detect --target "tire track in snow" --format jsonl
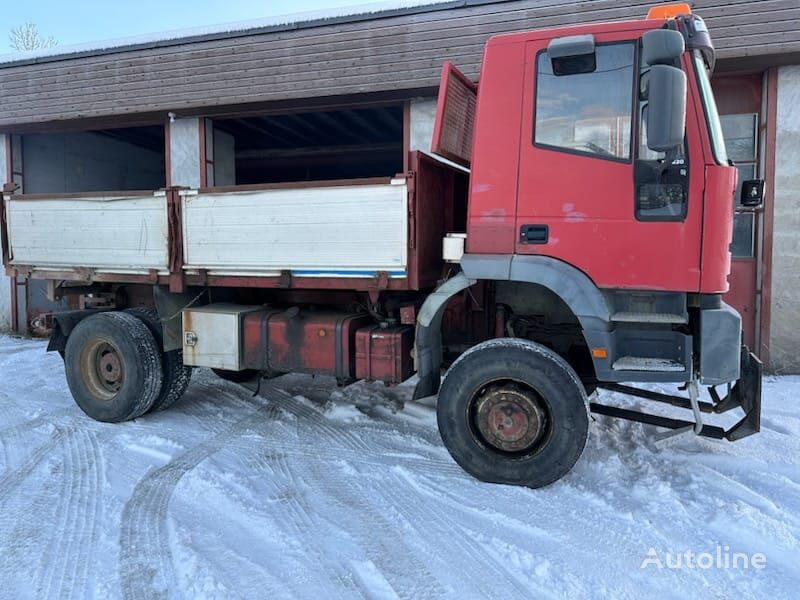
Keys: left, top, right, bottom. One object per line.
{"left": 261, "top": 383, "right": 372, "bottom": 453}
{"left": 118, "top": 402, "right": 281, "bottom": 600}
{"left": 0, "top": 423, "right": 75, "bottom": 501}
{"left": 232, "top": 385, "right": 452, "bottom": 596}
{"left": 265, "top": 450, "right": 363, "bottom": 594}
{"left": 262, "top": 384, "right": 555, "bottom": 596}
{"left": 0, "top": 408, "right": 75, "bottom": 436}
{"left": 238, "top": 436, "right": 462, "bottom": 478}
{"left": 0, "top": 409, "right": 77, "bottom": 471}
{"left": 266, "top": 387, "right": 534, "bottom": 598}
{"left": 386, "top": 469, "right": 535, "bottom": 600}
{"left": 259, "top": 383, "right": 460, "bottom": 478}
{"left": 35, "top": 429, "right": 103, "bottom": 598}
{"left": 261, "top": 384, "right": 464, "bottom": 475}
{"left": 304, "top": 458, "right": 447, "bottom": 600}
{"left": 253, "top": 387, "right": 478, "bottom": 598}
{"left": 275, "top": 389, "right": 531, "bottom": 597}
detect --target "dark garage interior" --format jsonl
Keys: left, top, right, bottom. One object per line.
{"left": 212, "top": 104, "right": 405, "bottom": 185}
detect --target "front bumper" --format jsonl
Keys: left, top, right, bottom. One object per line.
{"left": 591, "top": 347, "right": 762, "bottom": 441}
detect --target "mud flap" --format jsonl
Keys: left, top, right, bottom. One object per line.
{"left": 412, "top": 272, "right": 476, "bottom": 400}
{"left": 719, "top": 348, "right": 761, "bottom": 441}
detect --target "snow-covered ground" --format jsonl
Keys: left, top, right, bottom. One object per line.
{"left": 0, "top": 335, "right": 798, "bottom": 599}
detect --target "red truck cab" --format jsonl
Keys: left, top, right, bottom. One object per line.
{"left": 467, "top": 14, "right": 736, "bottom": 294}
{"left": 417, "top": 4, "right": 761, "bottom": 485}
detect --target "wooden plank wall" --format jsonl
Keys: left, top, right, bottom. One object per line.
{"left": 0, "top": 0, "right": 798, "bottom": 128}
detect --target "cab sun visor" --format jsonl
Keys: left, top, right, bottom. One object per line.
{"left": 547, "top": 34, "right": 596, "bottom": 76}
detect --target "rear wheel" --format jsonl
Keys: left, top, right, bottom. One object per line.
{"left": 125, "top": 308, "right": 192, "bottom": 412}
{"left": 64, "top": 312, "right": 163, "bottom": 422}
{"left": 437, "top": 338, "right": 589, "bottom": 488}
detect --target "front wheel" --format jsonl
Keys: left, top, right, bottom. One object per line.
{"left": 437, "top": 338, "right": 589, "bottom": 488}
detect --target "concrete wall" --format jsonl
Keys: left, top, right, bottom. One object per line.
{"left": 410, "top": 97, "right": 437, "bottom": 153}
{"left": 770, "top": 65, "right": 800, "bottom": 373}
{"left": 170, "top": 118, "right": 201, "bottom": 188}
{"left": 0, "top": 134, "right": 10, "bottom": 332}
{"left": 22, "top": 132, "right": 164, "bottom": 194}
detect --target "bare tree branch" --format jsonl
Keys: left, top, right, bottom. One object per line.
{"left": 9, "top": 22, "right": 57, "bottom": 52}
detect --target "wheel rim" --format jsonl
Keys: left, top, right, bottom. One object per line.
{"left": 79, "top": 338, "right": 124, "bottom": 401}
{"left": 470, "top": 381, "right": 549, "bottom": 455}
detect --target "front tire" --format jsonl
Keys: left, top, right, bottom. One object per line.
{"left": 437, "top": 338, "right": 589, "bottom": 488}
{"left": 64, "top": 312, "right": 163, "bottom": 422}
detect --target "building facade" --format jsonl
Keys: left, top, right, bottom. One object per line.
{"left": 1, "top": 0, "right": 798, "bottom": 370}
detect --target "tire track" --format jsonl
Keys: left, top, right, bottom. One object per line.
{"left": 257, "top": 384, "right": 461, "bottom": 478}
{"left": 0, "top": 408, "right": 77, "bottom": 468}
{"left": 190, "top": 385, "right": 454, "bottom": 596}
{"left": 34, "top": 429, "right": 104, "bottom": 598}
{"left": 118, "top": 402, "right": 282, "bottom": 600}
{"left": 261, "top": 383, "right": 372, "bottom": 453}
{"left": 304, "top": 458, "right": 448, "bottom": 600}
{"left": 0, "top": 423, "right": 75, "bottom": 501}
{"left": 239, "top": 404, "right": 446, "bottom": 598}
{"left": 256, "top": 387, "right": 531, "bottom": 598}
{"left": 0, "top": 408, "right": 76, "bottom": 435}
{"left": 265, "top": 450, "right": 361, "bottom": 594}
{"left": 385, "top": 469, "right": 535, "bottom": 600}
{"left": 252, "top": 388, "right": 459, "bottom": 598}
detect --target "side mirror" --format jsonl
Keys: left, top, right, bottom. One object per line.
{"left": 646, "top": 65, "right": 687, "bottom": 152}
{"left": 547, "top": 34, "right": 596, "bottom": 76}
{"left": 741, "top": 179, "right": 765, "bottom": 208}
{"left": 642, "top": 29, "right": 685, "bottom": 66}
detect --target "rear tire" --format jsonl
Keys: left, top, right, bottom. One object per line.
{"left": 212, "top": 368, "right": 260, "bottom": 383}
{"left": 125, "top": 308, "right": 192, "bottom": 412}
{"left": 64, "top": 312, "right": 163, "bottom": 422}
{"left": 437, "top": 338, "right": 589, "bottom": 488}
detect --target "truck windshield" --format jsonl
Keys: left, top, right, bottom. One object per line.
{"left": 693, "top": 53, "right": 728, "bottom": 165}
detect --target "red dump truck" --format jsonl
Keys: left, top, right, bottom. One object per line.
{"left": 1, "top": 3, "right": 762, "bottom": 488}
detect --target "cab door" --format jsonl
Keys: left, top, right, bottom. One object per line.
{"left": 515, "top": 35, "right": 704, "bottom": 292}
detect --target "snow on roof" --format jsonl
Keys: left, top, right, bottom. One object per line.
{"left": 0, "top": 0, "right": 463, "bottom": 67}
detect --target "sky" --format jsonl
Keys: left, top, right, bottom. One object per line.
{"left": 0, "top": 0, "right": 439, "bottom": 54}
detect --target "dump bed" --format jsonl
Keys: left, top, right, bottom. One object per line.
{"left": 1, "top": 152, "right": 467, "bottom": 292}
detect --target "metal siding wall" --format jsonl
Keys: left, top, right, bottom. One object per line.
{"left": 0, "top": 0, "right": 798, "bottom": 127}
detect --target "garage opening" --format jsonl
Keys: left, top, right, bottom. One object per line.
{"left": 210, "top": 105, "right": 404, "bottom": 186}
{"left": 16, "top": 125, "right": 166, "bottom": 194}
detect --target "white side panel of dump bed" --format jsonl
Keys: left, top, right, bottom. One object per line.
{"left": 3, "top": 192, "right": 169, "bottom": 272}
{"left": 181, "top": 180, "right": 408, "bottom": 277}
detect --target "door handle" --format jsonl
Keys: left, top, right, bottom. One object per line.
{"left": 520, "top": 224, "right": 548, "bottom": 244}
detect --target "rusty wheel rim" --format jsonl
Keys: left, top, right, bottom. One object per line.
{"left": 80, "top": 338, "right": 124, "bottom": 401}
{"left": 470, "top": 382, "right": 548, "bottom": 455}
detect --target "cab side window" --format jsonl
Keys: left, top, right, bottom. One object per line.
{"left": 534, "top": 43, "right": 635, "bottom": 161}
